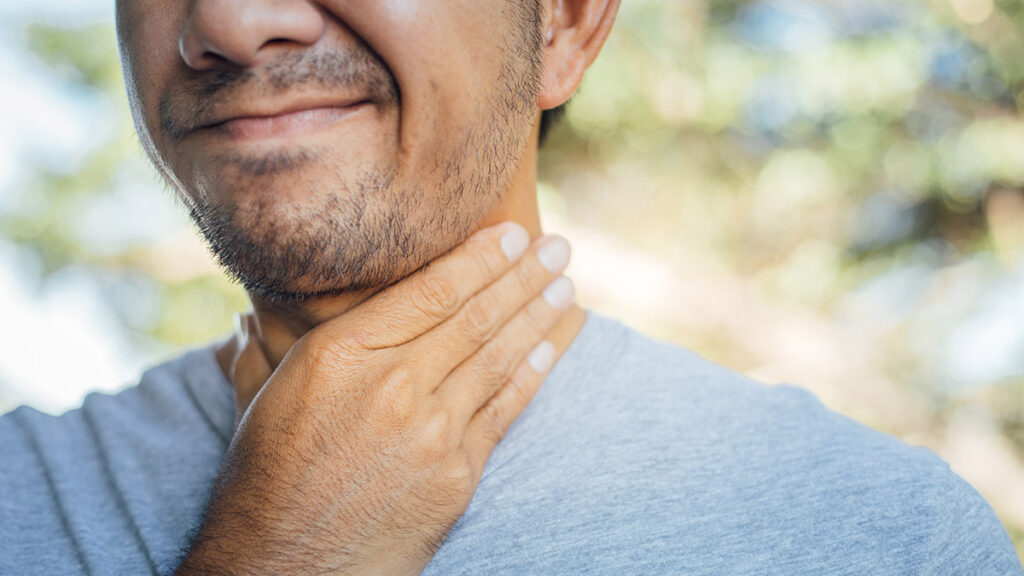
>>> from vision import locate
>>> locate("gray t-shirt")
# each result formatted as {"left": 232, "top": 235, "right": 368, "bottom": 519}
{"left": 1, "top": 311, "right": 1020, "bottom": 575}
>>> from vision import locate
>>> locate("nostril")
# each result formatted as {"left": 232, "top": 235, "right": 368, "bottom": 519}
{"left": 261, "top": 38, "right": 296, "bottom": 50}
{"left": 179, "top": 0, "right": 326, "bottom": 70}
{"left": 188, "top": 49, "right": 237, "bottom": 71}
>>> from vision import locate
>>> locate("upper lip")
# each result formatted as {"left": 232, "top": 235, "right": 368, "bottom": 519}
{"left": 194, "top": 96, "right": 369, "bottom": 131}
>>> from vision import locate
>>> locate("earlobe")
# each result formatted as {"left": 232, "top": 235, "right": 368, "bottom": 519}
{"left": 537, "top": 49, "right": 584, "bottom": 111}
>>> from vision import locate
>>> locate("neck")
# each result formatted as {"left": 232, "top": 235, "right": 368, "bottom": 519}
{"left": 251, "top": 149, "right": 547, "bottom": 368}
{"left": 216, "top": 128, "right": 587, "bottom": 416}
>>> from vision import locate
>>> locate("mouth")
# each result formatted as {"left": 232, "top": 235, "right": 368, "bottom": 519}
{"left": 196, "top": 98, "right": 372, "bottom": 141}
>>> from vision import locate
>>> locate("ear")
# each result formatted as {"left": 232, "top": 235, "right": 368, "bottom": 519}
{"left": 537, "top": 0, "right": 621, "bottom": 110}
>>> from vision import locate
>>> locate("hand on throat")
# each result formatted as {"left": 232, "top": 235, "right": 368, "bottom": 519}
{"left": 215, "top": 188, "right": 587, "bottom": 427}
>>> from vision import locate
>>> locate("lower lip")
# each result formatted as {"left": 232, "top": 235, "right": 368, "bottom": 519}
{"left": 210, "top": 102, "right": 369, "bottom": 140}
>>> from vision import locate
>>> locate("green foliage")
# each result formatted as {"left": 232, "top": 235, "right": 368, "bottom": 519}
{"left": 26, "top": 23, "right": 123, "bottom": 91}
{"left": 2, "top": 23, "right": 250, "bottom": 349}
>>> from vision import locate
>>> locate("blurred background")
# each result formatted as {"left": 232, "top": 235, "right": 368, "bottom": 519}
{"left": 1, "top": 0, "right": 1022, "bottom": 561}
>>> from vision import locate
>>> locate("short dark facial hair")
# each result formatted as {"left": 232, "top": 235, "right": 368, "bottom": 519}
{"left": 156, "top": 2, "right": 545, "bottom": 305}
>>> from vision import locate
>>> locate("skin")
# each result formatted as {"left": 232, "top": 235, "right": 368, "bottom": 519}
{"left": 115, "top": 0, "right": 617, "bottom": 364}
{"left": 182, "top": 225, "right": 581, "bottom": 574}
{"left": 114, "top": 0, "right": 619, "bottom": 572}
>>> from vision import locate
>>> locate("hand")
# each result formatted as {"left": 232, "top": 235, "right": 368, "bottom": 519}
{"left": 175, "top": 222, "right": 576, "bottom": 575}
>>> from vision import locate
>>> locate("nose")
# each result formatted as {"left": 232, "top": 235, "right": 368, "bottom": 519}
{"left": 179, "top": 0, "right": 326, "bottom": 70}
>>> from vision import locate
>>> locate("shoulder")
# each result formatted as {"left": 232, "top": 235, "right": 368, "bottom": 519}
{"left": 1, "top": 344, "right": 233, "bottom": 462}
{"left": 0, "top": 344, "right": 234, "bottom": 575}
{"left": 429, "top": 311, "right": 1021, "bottom": 575}
{"left": 601, "top": 314, "right": 1019, "bottom": 572}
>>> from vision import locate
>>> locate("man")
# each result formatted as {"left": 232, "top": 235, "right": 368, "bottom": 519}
{"left": 1, "top": 0, "right": 1020, "bottom": 574}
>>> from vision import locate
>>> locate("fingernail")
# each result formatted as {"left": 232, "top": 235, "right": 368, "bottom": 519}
{"left": 542, "top": 276, "right": 575, "bottom": 309}
{"left": 500, "top": 224, "right": 530, "bottom": 262}
{"left": 527, "top": 341, "right": 556, "bottom": 373}
{"left": 537, "top": 236, "right": 570, "bottom": 272}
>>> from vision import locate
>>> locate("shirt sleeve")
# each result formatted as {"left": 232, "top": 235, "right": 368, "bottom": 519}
{"left": 920, "top": 468, "right": 1022, "bottom": 575}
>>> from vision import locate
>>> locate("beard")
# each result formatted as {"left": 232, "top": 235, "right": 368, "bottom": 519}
{"left": 159, "top": 5, "right": 544, "bottom": 305}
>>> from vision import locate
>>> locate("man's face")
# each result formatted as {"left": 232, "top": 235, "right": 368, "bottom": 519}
{"left": 115, "top": 0, "right": 543, "bottom": 302}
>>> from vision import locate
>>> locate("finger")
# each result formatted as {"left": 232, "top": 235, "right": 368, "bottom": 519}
{"left": 461, "top": 339, "right": 560, "bottom": 480}
{"left": 403, "top": 234, "right": 571, "bottom": 383}
{"left": 435, "top": 275, "right": 575, "bottom": 429}
{"left": 322, "top": 222, "right": 531, "bottom": 350}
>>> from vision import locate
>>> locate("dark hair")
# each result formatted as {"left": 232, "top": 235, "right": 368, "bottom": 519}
{"left": 538, "top": 102, "right": 568, "bottom": 146}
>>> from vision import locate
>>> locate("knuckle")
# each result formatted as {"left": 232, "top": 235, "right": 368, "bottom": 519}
{"left": 478, "top": 403, "right": 507, "bottom": 443}
{"left": 503, "top": 373, "right": 530, "bottom": 407}
{"left": 476, "top": 339, "right": 513, "bottom": 380}
{"left": 520, "top": 298, "right": 550, "bottom": 335}
{"left": 512, "top": 259, "right": 538, "bottom": 293}
{"left": 442, "top": 452, "right": 476, "bottom": 496}
{"left": 336, "top": 325, "right": 375, "bottom": 351}
{"left": 426, "top": 409, "right": 454, "bottom": 446}
{"left": 374, "top": 367, "right": 417, "bottom": 424}
{"left": 468, "top": 243, "right": 504, "bottom": 280}
{"left": 463, "top": 299, "right": 500, "bottom": 341}
{"left": 414, "top": 410, "right": 454, "bottom": 458}
{"left": 300, "top": 333, "right": 352, "bottom": 375}
{"left": 414, "top": 274, "right": 461, "bottom": 318}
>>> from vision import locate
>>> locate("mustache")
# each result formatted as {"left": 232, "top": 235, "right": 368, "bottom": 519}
{"left": 159, "top": 47, "right": 400, "bottom": 141}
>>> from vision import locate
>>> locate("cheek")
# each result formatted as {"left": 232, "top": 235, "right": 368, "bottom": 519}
{"left": 117, "top": 0, "right": 188, "bottom": 139}
{"left": 321, "top": 0, "right": 510, "bottom": 156}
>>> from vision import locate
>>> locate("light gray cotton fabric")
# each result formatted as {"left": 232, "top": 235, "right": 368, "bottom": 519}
{"left": 1, "top": 311, "right": 1020, "bottom": 575}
